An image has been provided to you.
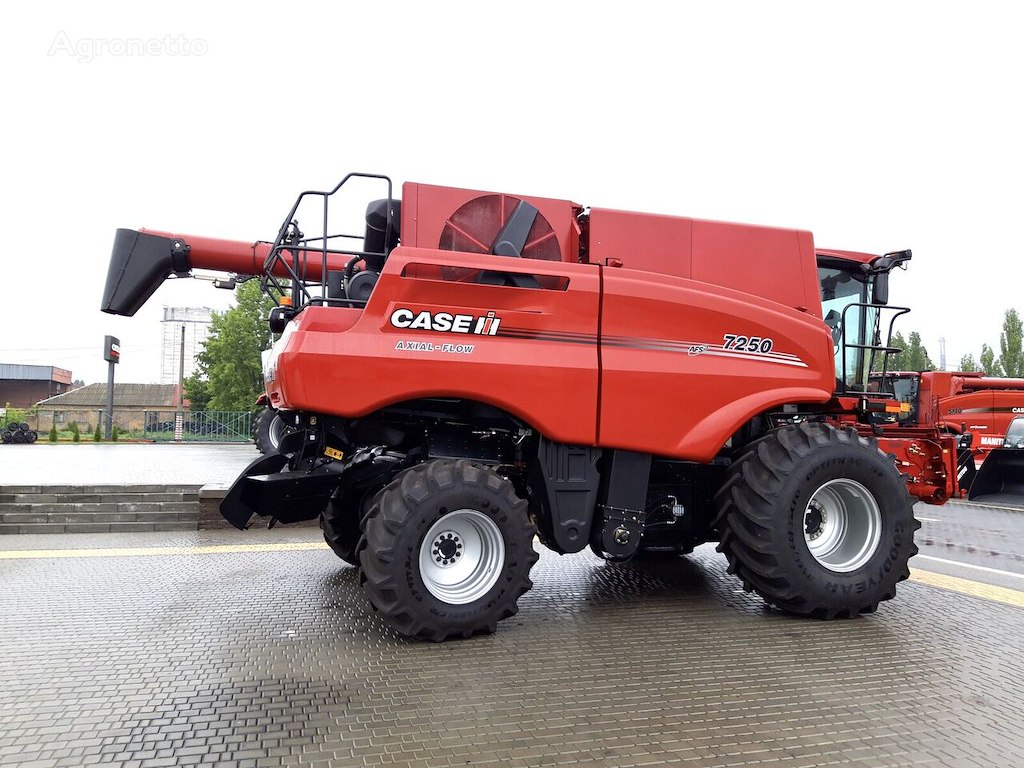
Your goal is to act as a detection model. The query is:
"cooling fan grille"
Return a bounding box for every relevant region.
[439,194,561,261]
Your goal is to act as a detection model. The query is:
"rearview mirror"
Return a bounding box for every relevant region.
[872,272,889,305]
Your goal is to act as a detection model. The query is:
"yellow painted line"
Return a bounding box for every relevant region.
[0,542,328,560]
[910,568,1024,608]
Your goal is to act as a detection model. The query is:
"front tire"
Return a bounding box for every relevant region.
[359,459,538,641]
[714,422,920,618]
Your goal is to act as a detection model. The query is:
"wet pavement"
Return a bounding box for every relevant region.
[0,444,260,486]
[1,525,1022,768]
[1,446,1023,766]
[915,499,1024,590]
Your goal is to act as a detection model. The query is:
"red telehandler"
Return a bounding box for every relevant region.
[102,174,959,640]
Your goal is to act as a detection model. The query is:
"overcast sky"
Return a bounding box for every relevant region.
[2,1,1021,384]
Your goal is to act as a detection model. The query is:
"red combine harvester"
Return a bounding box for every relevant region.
[881,370,1024,449]
[102,174,959,640]
[875,370,1024,502]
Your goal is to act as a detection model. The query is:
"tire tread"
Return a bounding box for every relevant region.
[715,422,918,618]
[360,459,538,641]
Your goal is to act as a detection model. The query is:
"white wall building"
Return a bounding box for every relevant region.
[160,307,214,384]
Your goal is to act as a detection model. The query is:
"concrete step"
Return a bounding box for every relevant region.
[0,485,199,498]
[0,521,199,535]
[0,500,196,514]
[0,491,197,504]
[1,509,196,523]
[0,484,202,534]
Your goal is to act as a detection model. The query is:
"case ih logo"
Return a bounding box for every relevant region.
[390,308,501,336]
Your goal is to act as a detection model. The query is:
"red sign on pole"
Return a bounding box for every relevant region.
[103,335,121,364]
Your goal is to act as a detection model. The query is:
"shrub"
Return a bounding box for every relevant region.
[71,423,80,443]
[93,424,102,442]
[112,425,120,442]
[48,424,57,442]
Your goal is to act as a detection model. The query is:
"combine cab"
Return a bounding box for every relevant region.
[102,173,959,640]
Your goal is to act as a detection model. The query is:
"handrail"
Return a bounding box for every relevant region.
[260,173,394,310]
[838,302,911,396]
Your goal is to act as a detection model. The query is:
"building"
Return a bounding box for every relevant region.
[0,364,73,409]
[34,383,180,433]
[160,307,213,384]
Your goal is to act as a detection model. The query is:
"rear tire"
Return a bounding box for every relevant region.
[320,487,367,567]
[714,422,920,618]
[253,408,292,454]
[359,459,538,641]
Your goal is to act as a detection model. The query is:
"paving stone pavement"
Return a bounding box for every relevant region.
[916,499,1024,574]
[1,526,1022,768]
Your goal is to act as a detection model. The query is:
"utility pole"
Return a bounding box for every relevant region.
[175,323,185,441]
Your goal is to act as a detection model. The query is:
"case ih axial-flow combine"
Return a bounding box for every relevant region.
[102,173,959,641]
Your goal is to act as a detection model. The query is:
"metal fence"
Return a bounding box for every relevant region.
[10,410,255,443]
[142,410,254,443]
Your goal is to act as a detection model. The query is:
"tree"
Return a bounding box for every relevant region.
[193,280,280,411]
[959,353,978,373]
[905,332,935,372]
[890,331,908,368]
[997,308,1024,377]
[885,330,934,372]
[183,373,211,411]
[979,343,1002,376]
[874,331,907,372]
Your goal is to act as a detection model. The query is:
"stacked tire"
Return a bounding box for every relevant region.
[1,422,38,444]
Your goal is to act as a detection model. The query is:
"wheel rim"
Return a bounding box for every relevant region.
[803,479,882,573]
[418,509,505,604]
